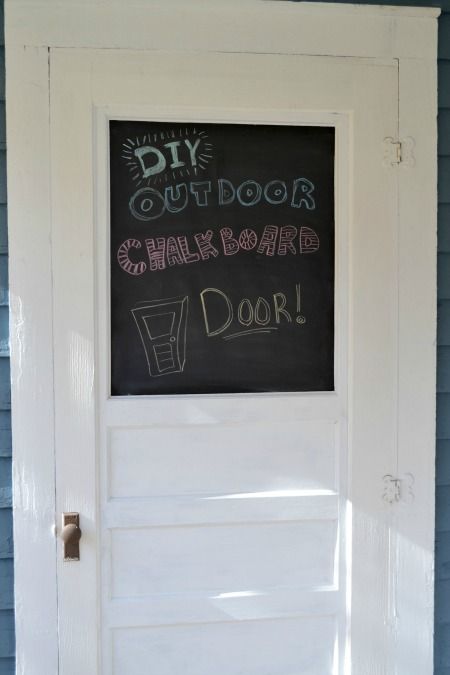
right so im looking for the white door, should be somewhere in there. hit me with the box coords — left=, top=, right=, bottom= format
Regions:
left=7, top=4, right=438, bottom=675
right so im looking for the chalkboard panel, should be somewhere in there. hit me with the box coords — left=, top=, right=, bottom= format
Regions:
left=110, top=121, right=335, bottom=395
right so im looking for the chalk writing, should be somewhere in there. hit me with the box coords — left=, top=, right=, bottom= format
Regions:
left=199, top=286, right=304, bottom=340
left=132, top=296, right=189, bottom=377
left=127, top=177, right=316, bottom=221
left=110, top=120, right=335, bottom=395
left=117, top=226, right=320, bottom=276
left=122, top=127, right=213, bottom=187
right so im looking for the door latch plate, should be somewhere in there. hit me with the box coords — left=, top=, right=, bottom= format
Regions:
left=61, top=512, right=81, bottom=561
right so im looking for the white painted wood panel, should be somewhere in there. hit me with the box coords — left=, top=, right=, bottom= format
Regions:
left=111, top=519, right=337, bottom=597
left=104, top=495, right=339, bottom=529
left=6, top=1, right=440, bottom=60
left=112, top=616, right=338, bottom=675
left=106, top=587, right=340, bottom=628
left=108, top=420, right=337, bottom=498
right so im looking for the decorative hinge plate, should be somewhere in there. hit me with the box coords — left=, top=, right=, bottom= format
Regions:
left=382, top=473, right=415, bottom=504
left=383, top=137, right=415, bottom=167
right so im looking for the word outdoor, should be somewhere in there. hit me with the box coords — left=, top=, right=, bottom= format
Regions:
left=117, top=224, right=320, bottom=276
left=129, top=177, right=316, bottom=222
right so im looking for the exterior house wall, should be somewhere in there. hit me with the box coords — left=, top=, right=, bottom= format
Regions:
left=0, top=2, right=447, bottom=674
left=0, top=2, right=12, bottom=673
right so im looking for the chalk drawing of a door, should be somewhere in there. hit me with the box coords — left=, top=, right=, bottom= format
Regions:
left=132, top=296, right=188, bottom=377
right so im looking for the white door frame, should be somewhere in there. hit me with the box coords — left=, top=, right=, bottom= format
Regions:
left=5, top=2, right=439, bottom=674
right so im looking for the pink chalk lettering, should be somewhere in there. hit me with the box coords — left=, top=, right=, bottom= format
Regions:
left=299, top=226, right=320, bottom=253
left=177, top=236, right=200, bottom=264
left=278, top=226, right=297, bottom=255
left=145, top=237, right=166, bottom=271
left=220, top=227, right=239, bottom=256
left=194, top=230, right=219, bottom=260
left=166, top=236, right=184, bottom=266
left=239, top=228, right=258, bottom=251
left=117, top=238, right=147, bottom=276
left=257, top=225, right=278, bottom=256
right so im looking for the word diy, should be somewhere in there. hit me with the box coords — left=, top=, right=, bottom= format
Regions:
left=117, top=225, right=320, bottom=276
left=122, top=128, right=213, bottom=187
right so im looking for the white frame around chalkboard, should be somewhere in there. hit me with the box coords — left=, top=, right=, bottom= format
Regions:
left=97, top=108, right=349, bottom=400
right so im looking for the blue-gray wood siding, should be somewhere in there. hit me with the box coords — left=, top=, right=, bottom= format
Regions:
left=0, top=2, right=449, bottom=674
left=436, top=3, right=450, bottom=672
left=0, top=2, right=12, bottom=673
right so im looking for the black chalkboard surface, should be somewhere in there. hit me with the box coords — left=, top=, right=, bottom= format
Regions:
left=110, top=121, right=335, bottom=395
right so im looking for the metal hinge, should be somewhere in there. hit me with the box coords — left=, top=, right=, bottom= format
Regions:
left=383, top=137, right=415, bottom=168
left=382, top=473, right=415, bottom=504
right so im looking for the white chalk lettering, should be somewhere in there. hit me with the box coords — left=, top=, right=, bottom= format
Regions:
left=238, top=298, right=253, bottom=326
left=199, top=287, right=304, bottom=340
left=200, top=288, right=233, bottom=337
left=273, top=292, right=292, bottom=323
left=255, top=297, right=271, bottom=325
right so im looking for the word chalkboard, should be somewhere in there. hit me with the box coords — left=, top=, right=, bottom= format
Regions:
left=110, top=121, right=335, bottom=395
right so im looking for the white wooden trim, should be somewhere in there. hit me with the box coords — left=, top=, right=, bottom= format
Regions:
left=5, top=1, right=439, bottom=58
left=393, top=55, right=438, bottom=673
left=6, top=46, right=59, bottom=675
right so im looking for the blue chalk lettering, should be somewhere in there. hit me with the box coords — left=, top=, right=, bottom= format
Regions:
left=264, top=180, right=287, bottom=205
left=237, top=180, right=262, bottom=207
left=190, top=181, right=211, bottom=206
left=134, top=145, right=166, bottom=178
left=291, top=178, right=315, bottom=210
left=165, top=183, right=188, bottom=213
left=164, top=141, right=185, bottom=169
left=218, top=179, right=235, bottom=206
left=129, top=187, right=166, bottom=221
left=184, top=138, right=201, bottom=166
